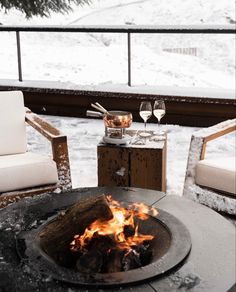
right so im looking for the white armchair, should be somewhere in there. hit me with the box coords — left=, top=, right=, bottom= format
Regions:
left=0, top=91, right=72, bottom=208
left=183, top=119, right=236, bottom=215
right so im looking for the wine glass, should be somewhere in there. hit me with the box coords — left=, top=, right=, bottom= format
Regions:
left=153, top=100, right=166, bottom=136
left=139, top=101, right=152, bottom=136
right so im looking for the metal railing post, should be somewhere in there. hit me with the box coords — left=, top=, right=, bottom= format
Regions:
left=16, top=31, right=23, bottom=81
left=127, top=32, right=131, bottom=86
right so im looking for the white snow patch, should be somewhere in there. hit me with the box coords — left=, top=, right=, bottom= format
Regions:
left=116, top=167, right=126, bottom=176
left=188, top=184, right=236, bottom=215
left=26, top=115, right=235, bottom=197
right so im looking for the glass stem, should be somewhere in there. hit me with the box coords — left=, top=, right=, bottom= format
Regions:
left=144, top=121, right=147, bottom=132
left=158, top=119, right=160, bottom=133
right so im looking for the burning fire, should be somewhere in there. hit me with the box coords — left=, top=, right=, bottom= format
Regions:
left=70, top=196, right=158, bottom=252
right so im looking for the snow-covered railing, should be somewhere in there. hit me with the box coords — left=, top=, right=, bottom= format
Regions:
left=0, top=24, right=235, bottom=85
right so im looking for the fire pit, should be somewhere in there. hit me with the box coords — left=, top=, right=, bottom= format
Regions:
left=0, top=187, right=235, bottom=291
left=16, top=194, right=191, bottom=287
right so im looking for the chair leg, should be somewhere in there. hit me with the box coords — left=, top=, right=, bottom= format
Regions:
left=51, top=137, right=72, bottom=191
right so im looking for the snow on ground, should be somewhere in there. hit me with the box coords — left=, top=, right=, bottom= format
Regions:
left=26, top=115, right=235, bottom=196
left=0, top=0, right=235, bottom=91
left=0, top=1, right=234, bottom=194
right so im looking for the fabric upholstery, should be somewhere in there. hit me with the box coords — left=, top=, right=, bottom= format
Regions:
left=0, top=91, right=27, bottom=155
left=196, top=156, right=236, bottom=196
left=0, top=152, right=58, bottom=192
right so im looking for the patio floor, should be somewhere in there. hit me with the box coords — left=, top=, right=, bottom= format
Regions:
left=26, top=115, right=235, bottom=196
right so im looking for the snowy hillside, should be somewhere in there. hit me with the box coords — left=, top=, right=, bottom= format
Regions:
left=0, top=0, right=235, bottom=90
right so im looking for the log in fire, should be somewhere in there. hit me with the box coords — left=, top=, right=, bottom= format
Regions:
left=39, top=195, right=158, bottom=273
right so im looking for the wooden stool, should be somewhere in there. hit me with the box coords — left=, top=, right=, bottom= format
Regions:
left=97, top=131, right=167, bottom=192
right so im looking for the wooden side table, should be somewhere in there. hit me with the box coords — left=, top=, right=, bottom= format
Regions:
left=97, top=132, right=167, bottom=192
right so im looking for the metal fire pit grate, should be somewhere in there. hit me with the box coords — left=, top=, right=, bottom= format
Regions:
left=16, top=202, right=191, bottom=288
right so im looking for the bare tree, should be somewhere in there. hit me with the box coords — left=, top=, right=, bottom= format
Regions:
left=0, top=0, right=90, bottom=18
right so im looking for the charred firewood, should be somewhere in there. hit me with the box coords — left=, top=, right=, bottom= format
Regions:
left=140, top=249, right=153, bottom=266
left=76, top=250, right=103, bottom=273
left=133, top=244, right=153, bottom=266
left=55, top=248, right=81, bottom=268
left=124, top=225, right=135, bottom=238
left=87, top=234, right=116, bottom=254
left=122, top=249, right=142, bottom=271
left=105, top=249, right=124, bottom=273
left=39, top=195, right=113, bottom=265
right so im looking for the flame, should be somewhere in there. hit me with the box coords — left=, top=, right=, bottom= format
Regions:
left=70, top=196, right=158, bottom=252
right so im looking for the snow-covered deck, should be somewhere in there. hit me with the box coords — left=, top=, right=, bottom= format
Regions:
left=26, top=115, right=235, bottom=196
left=0, top=79, right=235, bottom=99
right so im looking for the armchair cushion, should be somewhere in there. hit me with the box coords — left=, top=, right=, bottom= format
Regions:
left=0, top=152, right=58, bottom=192
left=0, top=91, right=27, bottom=156
left=196, top=156, right=236, bottom=196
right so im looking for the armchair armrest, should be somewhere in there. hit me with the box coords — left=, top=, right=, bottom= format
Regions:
left=25, top=108, right=72, bottom=191
left=183, top=118, right=236, bottom=197
left=193, top=118, right=236, bottom=160
left=25, top=108, right=65, bottom=141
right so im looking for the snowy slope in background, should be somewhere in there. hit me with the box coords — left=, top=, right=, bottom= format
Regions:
left=0, top=0, right=235, bottom=90
left=1, top=0, right=235, bottom=25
